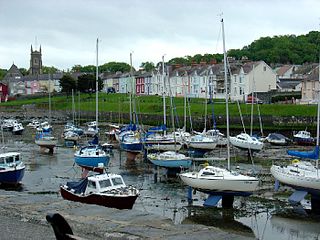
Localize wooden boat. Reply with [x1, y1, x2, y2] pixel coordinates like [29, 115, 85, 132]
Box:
[0, 152, 25, 184]
[60, 172, 139, 209]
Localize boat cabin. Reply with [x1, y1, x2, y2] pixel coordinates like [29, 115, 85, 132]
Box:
[0, 152, 21, 166]
[85, 174, 127, 194]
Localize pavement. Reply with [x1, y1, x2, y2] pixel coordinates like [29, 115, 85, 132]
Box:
[0, 192, 254, 240]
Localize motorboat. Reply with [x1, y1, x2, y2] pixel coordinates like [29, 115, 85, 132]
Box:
[179, 166, 259, 196]
[74, 145, 110, 169]
[266, 133, 291, 146]
[147, 151, 192, 168]
[60, 172, 139, 209]
[27, 119, 40, 129]
[229, 133, 264, 151]
[12, 122, 24, 135]
[1, 119, 17, 131]
[0, 152, 25, 185]
[293, 130, 315, 146]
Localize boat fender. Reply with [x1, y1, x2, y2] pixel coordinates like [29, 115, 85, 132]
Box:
[292, 159, 300, 164]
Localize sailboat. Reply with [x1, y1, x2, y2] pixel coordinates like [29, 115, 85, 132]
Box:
[119, 52, 143, 154]
[143, 56, 183, 151]
[179, 18, 259, 196]
[187, 72, 218, 152]
[35, 73, 57, 153]
[147, 56, 191, 169]
[74, 39, 110, 170]
[271, 63, 320, 196]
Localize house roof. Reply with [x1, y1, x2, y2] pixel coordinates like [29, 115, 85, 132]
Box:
[242, 61, 260, 74]
[278, 80, 301, 89]
[276, 65, 292, 76]
[3, 64, 23, 81]
[305, 65, 319, 81]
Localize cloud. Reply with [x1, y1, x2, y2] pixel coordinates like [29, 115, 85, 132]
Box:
[0, 0, 319, 70]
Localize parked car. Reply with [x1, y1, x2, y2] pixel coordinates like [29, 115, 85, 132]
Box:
[246, 96, 263, 104]
[107, 87, 115, 93]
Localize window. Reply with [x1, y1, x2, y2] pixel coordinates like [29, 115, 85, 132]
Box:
[112, 177, 124, 186]
[263, 66, 266, 71]
[0, 158, 5, 164]
[87, 180, 96, 189]
[15, 155, 20, 161]
[7, 156, 14, 163]
[99, 179, 112, 188]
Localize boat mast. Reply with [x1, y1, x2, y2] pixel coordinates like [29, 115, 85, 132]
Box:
[162, 55, 167, 135]
[250, 65, 255, 136]
[204, 72, 208, 133]
[222, 17, 230, 170]
[317, 50, 320, 169]
[129, 52, 133, 124]
[184, 80, 187, 131]
[48, 73, 51, 124]
[72, 89, 75, 125]
[95, 38, 99, 130]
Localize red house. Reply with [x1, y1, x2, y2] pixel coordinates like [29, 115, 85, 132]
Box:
[0, 83, 9, 102]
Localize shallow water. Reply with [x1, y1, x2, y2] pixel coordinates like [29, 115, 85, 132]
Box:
[1, 125, 320, 240]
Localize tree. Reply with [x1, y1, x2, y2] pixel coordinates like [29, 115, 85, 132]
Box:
[0, 68, 7, 80]
[99, 62, 132, 73]
[140, 62, 155, 71]
[59, 74, 77, 94]
[42, 66, 59, 74]
[77, 74, 103, 93]
[19, 68, 28, 76]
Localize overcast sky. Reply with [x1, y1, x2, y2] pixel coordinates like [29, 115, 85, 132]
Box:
[0, 0, 319, 71]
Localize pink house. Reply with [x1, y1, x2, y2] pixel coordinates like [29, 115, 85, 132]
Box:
[135, 76, 145, 95]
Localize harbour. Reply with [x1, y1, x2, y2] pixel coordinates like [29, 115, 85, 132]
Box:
[0, 122, 319, 239]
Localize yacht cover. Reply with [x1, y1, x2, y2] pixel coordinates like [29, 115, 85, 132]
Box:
[287, 146, 319, 160]
[66, 178, 88, 194]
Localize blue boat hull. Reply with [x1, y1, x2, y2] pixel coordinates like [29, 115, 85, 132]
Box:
[120, 142, 143, 153]
[149, 159, 192, 168]
[74, 156, 110, 168]
[0, 167, 25, 184]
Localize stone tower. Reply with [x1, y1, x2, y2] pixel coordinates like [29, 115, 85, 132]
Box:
[30, 44, 42, 75]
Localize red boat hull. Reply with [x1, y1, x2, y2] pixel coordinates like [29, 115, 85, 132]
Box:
[60, 186, 138, 210]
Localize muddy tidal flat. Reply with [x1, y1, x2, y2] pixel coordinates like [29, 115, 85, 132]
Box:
[0, 117, 320, 239]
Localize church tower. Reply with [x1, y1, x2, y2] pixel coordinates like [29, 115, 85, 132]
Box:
[30, 44, 42, 75]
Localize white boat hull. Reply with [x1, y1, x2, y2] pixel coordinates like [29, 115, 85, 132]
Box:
[229, 135, 263, 151]
[270, 164, 320, 192]
[188, 142, 217, 150]
[179, 167, 259, 194]
[35, 139, 57, 149]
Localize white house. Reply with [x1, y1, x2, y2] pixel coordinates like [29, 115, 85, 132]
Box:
[300, 66, 319, 104]
[230, 61, 277, 101]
